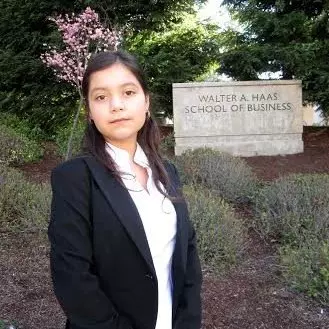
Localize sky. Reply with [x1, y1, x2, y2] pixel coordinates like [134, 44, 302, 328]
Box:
[197, 0, 282, 81]
[197, 0, 234, 29]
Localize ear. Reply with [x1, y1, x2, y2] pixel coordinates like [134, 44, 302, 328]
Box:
[145, 94, 150, 112]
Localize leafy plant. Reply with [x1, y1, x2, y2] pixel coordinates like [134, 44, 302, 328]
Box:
[0, 320, 17, 329]
[0, 112, 45, 141]
[175, 147, 259, 204]
[280, 240, 329, 304]
[0, 165, 51, 232]
[0, 320, 19, 329]
[55, 117, 86, 158]
[253, 174, 329, 245]
[0, 124, 43, 165]
[183, 184, 246, 272]
[160, 132, 175, 156]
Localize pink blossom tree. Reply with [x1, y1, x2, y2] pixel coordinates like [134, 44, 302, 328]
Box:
[41, 7, 121, 159]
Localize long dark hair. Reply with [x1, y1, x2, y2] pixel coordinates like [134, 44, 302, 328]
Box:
[81, 50, 176, 199]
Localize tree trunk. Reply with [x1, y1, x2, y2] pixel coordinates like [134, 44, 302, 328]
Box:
[65, 96, 84, 160]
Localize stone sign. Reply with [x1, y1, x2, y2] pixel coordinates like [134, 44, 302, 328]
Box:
[172, 80, 304, 156]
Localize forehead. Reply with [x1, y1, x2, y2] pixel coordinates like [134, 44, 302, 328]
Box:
[88, 63, 140, 92]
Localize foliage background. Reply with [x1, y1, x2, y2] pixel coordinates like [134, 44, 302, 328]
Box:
[219, 0, 329, 117]
[0, 0, 217, 135]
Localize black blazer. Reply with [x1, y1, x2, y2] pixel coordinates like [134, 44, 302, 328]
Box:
[48, 155, 202, 329]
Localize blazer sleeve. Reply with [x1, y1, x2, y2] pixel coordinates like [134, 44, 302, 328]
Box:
[48, 160, 133, 329]
[171, 163, 203, 329]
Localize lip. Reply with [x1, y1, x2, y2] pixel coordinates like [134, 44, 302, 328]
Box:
[110, 118, 130, 124]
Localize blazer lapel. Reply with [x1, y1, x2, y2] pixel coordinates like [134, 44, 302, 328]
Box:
[164, 162, 188, 272]
[164, 162, 188, 318]
[83, 157, 156, 276]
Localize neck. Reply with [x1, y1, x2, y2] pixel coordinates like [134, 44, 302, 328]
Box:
[106, 138, 137, 160]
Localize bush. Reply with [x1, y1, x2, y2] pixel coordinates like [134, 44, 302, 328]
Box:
[0, 112, 45, 141]
[0, 165, 51, 232]
[254, 173, 329, 303]
[253, 174, 329, 245]
[183, 184, 246, 272]
[175, 147, 258, 204]
[55, 118, 86, 158]
[0, 319, 19, 329]
[0, 124, 43, 165]
[160, 132, 175, 156]
[280, 240, 329, 304]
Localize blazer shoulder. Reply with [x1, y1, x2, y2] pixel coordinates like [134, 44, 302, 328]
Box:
[51, 155, 93, 183]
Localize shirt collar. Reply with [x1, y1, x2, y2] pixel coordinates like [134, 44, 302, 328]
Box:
[105, 142, 150, 173]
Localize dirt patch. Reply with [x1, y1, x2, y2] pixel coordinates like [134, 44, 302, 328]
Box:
[243, 127, 329, 181]
[0, 232, 65, 329]
[1, 126, 329, 328]
[202, 230, 329, 329]
[14, 141, 62, 184]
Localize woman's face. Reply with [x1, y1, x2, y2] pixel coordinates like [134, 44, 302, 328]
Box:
[87, 62, 149, 145]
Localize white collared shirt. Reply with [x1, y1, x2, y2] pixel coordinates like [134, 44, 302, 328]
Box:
[105, 142, 177, 329]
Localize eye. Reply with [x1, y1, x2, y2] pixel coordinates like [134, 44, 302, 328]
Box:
[95, 95, 106, 101]
[125, 90, 136, 96]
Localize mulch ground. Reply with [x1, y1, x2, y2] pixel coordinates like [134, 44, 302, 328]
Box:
[243, 126, 329, 181]
[1, 126, 329, 329]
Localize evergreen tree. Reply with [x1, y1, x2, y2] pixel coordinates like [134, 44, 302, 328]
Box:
[0, 0, 207, 135]
[220, 0, 329, 117]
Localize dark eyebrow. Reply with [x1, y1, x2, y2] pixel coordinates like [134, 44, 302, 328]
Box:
[90, 82, 139, 94]
[90, 87, 106, 94]
[121, 82, 139, 88]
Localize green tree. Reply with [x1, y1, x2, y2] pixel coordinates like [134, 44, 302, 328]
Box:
[0, 0, 81, 137]
[125, 14, 221, 118]
[220, 0, 329, 117]
[0, 0, 207, 137]
[84, 0, 207, 32]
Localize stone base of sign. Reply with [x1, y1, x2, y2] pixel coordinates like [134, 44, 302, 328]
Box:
[175, 133, 303, 156]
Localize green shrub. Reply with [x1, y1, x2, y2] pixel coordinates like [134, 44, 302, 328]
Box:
[253, 174, 329, 245]
[280, 240, 329, 304]
[0, 319, 19, 329]
[175, 147, 258, 204]
[55, 118, 86, 158]
[0, 112, 45, 141]
[183, 184, 246, 272]
[160, 132, 175, 156]
[0, 124, 43, 165]
[0, 165, 51, 232]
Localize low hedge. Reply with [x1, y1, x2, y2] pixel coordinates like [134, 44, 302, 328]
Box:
[280, 240, 329, 304]
[175, 147, 258, 204]
[0, 165, 51, 232]
[55, 119, 86, 158]
[0, 112, 45, 141]
[0, 124, 43, 165]
[253, 173, 329, 303]
[183, 184, 246, 273]
[253, 174, 329, 245]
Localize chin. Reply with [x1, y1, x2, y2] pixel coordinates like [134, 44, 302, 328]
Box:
[105, 132, 138, 143]
[105, 125, 144, 141]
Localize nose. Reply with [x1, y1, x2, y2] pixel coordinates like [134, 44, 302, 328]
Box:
[110, 95, 124, 112]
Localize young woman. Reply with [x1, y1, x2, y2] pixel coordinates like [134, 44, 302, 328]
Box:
[48, 51, 202, 329]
